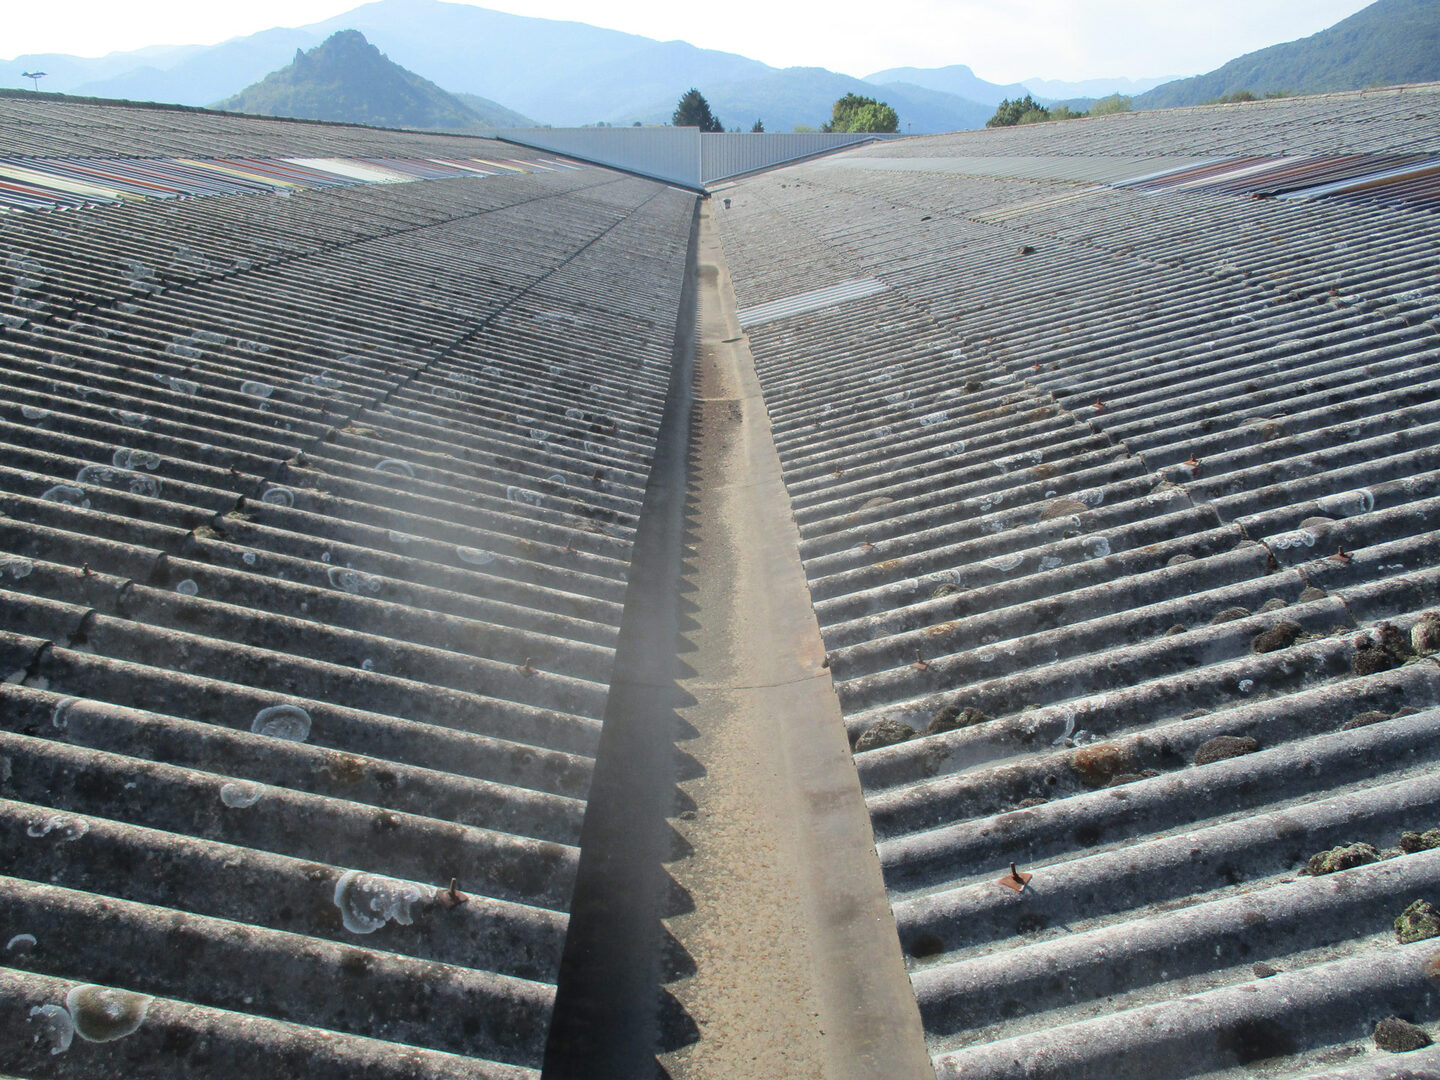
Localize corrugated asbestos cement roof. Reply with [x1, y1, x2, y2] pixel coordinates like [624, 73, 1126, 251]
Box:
[0, 97, 693, 1077]
[4, 81, 1440, 1080]
[715, 82, 1440, 1080]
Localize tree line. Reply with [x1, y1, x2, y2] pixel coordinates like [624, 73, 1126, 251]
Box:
[672, 88, 899, 134]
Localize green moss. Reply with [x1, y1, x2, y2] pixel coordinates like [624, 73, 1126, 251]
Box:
[854, 717, 916, 753]
[1399, 830, 1440, 854]
[926, 705, 991, 735]
[1395, 899, 1440, 943]
[1307, 842, 1380, 876]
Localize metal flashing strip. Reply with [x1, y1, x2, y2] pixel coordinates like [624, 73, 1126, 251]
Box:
[737, 277, 888, 329]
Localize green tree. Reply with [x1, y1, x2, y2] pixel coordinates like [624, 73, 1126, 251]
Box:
[1090, 93, 1131, 115]
[987, 94, 1051, 127]
[823, 92, 899, 133]
[672, 88, 723, 132]
[751, 118, 765, 133]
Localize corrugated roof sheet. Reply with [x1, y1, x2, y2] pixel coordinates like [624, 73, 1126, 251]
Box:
[715, 82, 1440, 1079]
[0, 97, 695, 1078]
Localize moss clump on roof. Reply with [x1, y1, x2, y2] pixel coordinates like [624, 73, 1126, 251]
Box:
[1252, 620, 1302, 653]
[1412, 612, 1440, 655]
[926, 705, 991, 736]
[854, 717, 916, 752]
[1343, 710, 1394, 730]
[1107, 769, 1160, 788]
[1307, 842, 1380, 876]
[1374, 1016, 1432, 1052]
[1193, 735, 1259, 766]
[1353, 622, 1414, 676]
[1399, 830, 1440, 854]
[1209, 606, 1251, 625]
[1396, 899, 1440, 943]
[1070, 743, 1135, 788]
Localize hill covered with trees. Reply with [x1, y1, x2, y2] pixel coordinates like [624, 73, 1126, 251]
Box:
[216, 29, 493, 131]
[1138, 0, 1440, 108]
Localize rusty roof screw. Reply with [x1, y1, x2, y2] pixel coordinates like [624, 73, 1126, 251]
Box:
[438, 877, 468, 909]
[519, 657, 536, 677]
[998, 862, 1033, 893]
[914, 651, 930, 671]
[1183, 456, 1201, 470]
[861, 539, 875, 553]
[1092, 401, 1106, 412]
[1332, 547, 1353, 564]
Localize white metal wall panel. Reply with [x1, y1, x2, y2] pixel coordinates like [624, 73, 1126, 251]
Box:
[701, 132, 894, 183]
[497, 129, 902, 188]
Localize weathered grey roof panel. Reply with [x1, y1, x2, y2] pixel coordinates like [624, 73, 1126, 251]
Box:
[715, 84, 1440, 1079]
[0, 96, 696, 1076]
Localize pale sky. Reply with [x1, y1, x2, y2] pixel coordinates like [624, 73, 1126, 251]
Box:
[9, 0, 1378, 83]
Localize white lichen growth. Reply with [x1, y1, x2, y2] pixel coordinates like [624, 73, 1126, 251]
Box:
[251, 704, 311, 742]
[219, 780, 264, 808]
[28, 1003, 73, 1054]
[332, 870, 435, 934]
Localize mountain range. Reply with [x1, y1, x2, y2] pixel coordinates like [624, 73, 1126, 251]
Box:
[1, 0, 1076, 133]
[215, 30, 530, 130]
[6, 0, 1437, 133]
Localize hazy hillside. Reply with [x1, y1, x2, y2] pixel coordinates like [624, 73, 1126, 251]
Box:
[1138, 0, 1440, 108]
[527, 39, 769, 125]
[863, 64, 1031, 107]
[78, 29, 320, 107]
[5, 44, 204, 94]
[12, 0, 996, 131]
[628, 68, 991, 134]
[453, 92, 535, 128]
[1022, 74, 1175, 99]
[216, 29, 485, 130]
